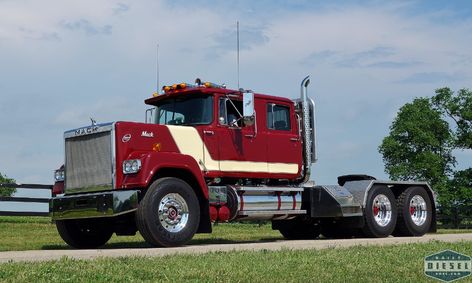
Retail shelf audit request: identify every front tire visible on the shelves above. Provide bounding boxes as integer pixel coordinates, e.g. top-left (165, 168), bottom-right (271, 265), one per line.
top-left (362, 185), bottom-right (397, 238)
top-left (393, 186), bottom-right (432, 236)
top-left (136, 177), bottom-right (200, 247)
top-left (56, 218), bottom-right (113, 249)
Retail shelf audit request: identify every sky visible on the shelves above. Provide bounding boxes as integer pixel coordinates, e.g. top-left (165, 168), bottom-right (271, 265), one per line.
top-left (0, 0), bottom-right (471, 196)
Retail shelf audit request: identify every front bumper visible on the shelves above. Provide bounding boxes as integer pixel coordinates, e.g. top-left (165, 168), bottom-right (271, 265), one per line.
top-left (50, 190), bottom-right (139, 220)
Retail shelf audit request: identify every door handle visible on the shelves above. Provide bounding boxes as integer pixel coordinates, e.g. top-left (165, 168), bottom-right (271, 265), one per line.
top-left (290, 138), bottom-right (299, 141)
top-left (245, 134), bottom-right (255, 138)
top-left (203, 130), bottom-right (215, 136)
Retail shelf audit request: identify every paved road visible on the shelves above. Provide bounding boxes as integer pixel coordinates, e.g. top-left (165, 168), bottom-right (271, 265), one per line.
top-left (1, 233), bottom-right (472, 263)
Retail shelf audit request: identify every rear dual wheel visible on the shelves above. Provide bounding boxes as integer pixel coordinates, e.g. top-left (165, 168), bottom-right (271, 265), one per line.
top-left (362, 185), bottom-right (397, 238)
top-left (362, 185), bottom-right (432, 238)
top-left (394, 186), bottom-right (432, 236)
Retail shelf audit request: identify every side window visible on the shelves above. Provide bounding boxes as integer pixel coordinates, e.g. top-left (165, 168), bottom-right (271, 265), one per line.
top-left (267, 104), bottom-right (291, 131)
top-left (219, 98), bottom-right (243, 127)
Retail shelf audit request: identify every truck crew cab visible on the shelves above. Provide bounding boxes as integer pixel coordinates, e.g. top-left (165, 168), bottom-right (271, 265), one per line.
top-left (50, 77), bottom-right (436, 248)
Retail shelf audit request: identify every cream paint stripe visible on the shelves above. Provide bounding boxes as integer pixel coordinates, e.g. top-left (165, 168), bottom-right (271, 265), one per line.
top-left (167, 125), bottom-right (219, 171)
top-left (219, 160), bottom-right (268, 172)
top-left (167, 125), bottom-right (298, 174)
top-left (268, 163), bottom-right (299, 174)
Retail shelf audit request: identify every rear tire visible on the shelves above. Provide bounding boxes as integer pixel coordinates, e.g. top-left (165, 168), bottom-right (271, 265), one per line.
top-left (362, 185), bottom-right (397, 238)
top-left (393, 186), bottom-right (432, 236)
top-left (136, 177), bottom-right (200, 247)
top-left (273, 217), bottom-right (320, 240)
top-left (56, 218), bottom-right (113, 249)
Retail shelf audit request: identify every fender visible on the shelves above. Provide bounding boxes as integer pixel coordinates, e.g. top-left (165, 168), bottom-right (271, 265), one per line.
top-left (119, 151), bottom-right (208, 199)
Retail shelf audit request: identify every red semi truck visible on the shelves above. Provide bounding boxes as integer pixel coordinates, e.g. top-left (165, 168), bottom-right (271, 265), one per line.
top-left (50, 76), bottom-right (436, 248)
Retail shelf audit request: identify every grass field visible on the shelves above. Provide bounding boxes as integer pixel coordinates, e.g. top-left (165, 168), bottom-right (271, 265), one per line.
top-left (1, 216), bottom-right (471, 251)
top-left (1, 241), bottom-right (472, 282)
top-left (1, 217), bottom-right (472, 282)
top-left (0, 217), bottom-right (281, 251)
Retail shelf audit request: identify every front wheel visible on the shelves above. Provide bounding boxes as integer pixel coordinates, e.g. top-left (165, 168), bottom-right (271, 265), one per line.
top-left (393, 186), bottom-right (432, 236)
top-left (136, 177), bottom-right (200, 247)
top-left (56, 218), bottom-right (113, 249)
top-left (362, 185), bottom-right (397, 238)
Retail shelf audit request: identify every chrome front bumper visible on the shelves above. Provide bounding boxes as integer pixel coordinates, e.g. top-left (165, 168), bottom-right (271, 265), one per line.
top-left (50, 190), bottom-right (139, 220)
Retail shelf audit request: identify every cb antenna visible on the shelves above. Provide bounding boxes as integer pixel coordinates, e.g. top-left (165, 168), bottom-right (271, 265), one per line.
top-left (156, 43), bottom-right (160, 94)
top-left (237, 21), bottom-right (240, 90)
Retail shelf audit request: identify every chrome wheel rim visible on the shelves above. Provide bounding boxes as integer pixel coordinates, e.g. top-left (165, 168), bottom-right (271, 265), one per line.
top-left (372, 194), bottom-right (392, 227)
top-left (158, 193), bottom-right (189, 233)
top-left (409, 195), bottom-right (427, 226)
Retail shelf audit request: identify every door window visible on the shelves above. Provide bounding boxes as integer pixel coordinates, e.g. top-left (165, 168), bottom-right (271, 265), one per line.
top-left (267, 104), bottom-right (291, 131)
top-left (219, 98), bottom-right (243, 127)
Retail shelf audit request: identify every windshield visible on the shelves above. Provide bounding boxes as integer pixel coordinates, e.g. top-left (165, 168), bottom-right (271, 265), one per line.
top-left (155, 95), bottom-right (213, 125)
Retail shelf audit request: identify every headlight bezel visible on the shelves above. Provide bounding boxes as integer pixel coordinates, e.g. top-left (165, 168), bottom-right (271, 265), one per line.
top-left (122, 159), bottom-right (142, 174)
top-left (54, 169), bottom-right (65, 182)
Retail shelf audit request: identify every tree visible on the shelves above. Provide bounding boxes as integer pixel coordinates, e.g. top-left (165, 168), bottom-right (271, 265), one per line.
top-left (449, 169), bottom-right (472, 205)
top-left (378, 98), bottom-right (456, 196)
top-left (431, 88), bottom-right (472, 224)
top-left (380, 89), bottom-right (472, 227)
top-left (0, 172), bottom-right (16, 197)
top-left (432, 88), bottom-right (472, 150)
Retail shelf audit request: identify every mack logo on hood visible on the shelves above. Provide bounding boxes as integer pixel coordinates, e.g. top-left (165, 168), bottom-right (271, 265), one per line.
top-left (141, 131), bottom-right (154, 138)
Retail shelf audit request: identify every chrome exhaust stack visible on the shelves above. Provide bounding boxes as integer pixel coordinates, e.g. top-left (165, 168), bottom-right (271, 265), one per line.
top-left (300, 76), bottom-right (317, 184)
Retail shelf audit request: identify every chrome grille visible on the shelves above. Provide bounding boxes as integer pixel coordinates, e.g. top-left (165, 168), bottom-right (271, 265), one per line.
top-left (65, 130), bottom-right (113, 193)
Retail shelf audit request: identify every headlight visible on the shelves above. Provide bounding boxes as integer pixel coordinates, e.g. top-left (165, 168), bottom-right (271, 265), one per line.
top-left (54, 169), bottom-right (64, 182)
top-left (123, 159), bottom-right (142, 174)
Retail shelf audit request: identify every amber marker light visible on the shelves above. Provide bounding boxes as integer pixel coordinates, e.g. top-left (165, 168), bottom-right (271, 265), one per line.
top-left (179, 83), bottom-right (186, 89)
top-left (152, 92), bottom-right (159, 97)
top-left (153, 143), bottom-right (161, 152)
top-left (204, 82), bottom-right (211, 88)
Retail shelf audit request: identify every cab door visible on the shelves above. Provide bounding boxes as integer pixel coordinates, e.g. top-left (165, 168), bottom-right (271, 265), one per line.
top-left (266, 102), bottom-right (301, 176)
top-left (215, 96), bottom-right (268, 174)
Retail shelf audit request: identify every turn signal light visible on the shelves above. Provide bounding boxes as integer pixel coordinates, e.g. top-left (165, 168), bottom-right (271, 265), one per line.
top-left (152, 143), bottom-right (161, 152)
top-left (203, 82), bottom-right (226, 89)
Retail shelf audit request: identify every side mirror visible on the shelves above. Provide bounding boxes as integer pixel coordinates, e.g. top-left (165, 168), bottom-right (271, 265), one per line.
top-left (242, 91), bottom-right (255, 126)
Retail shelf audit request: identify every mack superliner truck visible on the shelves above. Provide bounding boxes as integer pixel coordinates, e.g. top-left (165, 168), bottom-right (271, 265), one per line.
top-left (50, 76), bottom-right (436, 248)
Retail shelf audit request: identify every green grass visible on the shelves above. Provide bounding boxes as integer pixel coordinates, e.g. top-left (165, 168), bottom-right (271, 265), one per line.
top-left (1, 241), bottom-right (472, 282)
top-left (0, 217), bottom-right (281, 251)
top-left (2, 217), bottom-right (472, 282)
top-left (1, 216), bottom-right (472, 252)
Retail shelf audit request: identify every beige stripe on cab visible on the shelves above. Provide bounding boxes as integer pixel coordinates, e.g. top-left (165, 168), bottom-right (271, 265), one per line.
top-left (167, 125), bottom-right (298, 174)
